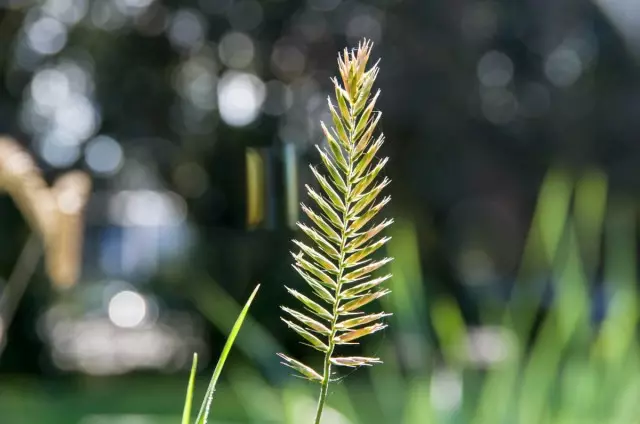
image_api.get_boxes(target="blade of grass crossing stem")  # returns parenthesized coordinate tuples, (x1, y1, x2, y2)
(195, 284, 260, 424)
(473, 168, 574, 424)
(191, 278, 281, 371)
(517, 226, 588, 424)
(596, 200, 639, 416)
(181, 353, 199, 424)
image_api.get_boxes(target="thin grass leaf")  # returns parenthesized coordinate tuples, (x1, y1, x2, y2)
(194, 284, 260, 424)
(181, 353, 198, 424)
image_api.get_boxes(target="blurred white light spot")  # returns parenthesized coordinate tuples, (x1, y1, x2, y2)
(42, 297, 201, 375)
(219, 32, 255, 69)
(218, 71, 266, 127)
(53, 95, 99, 142)
(108, 291, 147, 329)
(23, 64, 99, 144)
(114, 0, 154, 17)
(109, 190, 187, 226)
(43, 0, 89, 25)
(346, 13, 382, 44)
(90, 1, 127, 30)
(26, 17, 68, 55)
(85, 135, 124, 175)
(463, 326, 516, 367)
(38, 134, 81, 168)
(308, 0, 341, 12)
(545, 48, 582, 87)
(168, 9, 206, 50)
(480, 87, 518, 125)
(227, 0, 263, 31)
(477, 51, 514, 87)
(264, 80, 293, 116)
(31, 69, 71, 112)
(430, 370, 463, 412)
(271, 44, 306, 79)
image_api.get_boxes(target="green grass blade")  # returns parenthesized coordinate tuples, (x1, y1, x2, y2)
(181, 353, 199, 424)
(195, 284, 261, 424)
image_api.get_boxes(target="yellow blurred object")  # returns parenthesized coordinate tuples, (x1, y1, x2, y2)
(245, 148, 264, 229)
(0, 136, 92, 289)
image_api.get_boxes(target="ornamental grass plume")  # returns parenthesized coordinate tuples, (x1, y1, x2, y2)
(278, 39, 393, 424)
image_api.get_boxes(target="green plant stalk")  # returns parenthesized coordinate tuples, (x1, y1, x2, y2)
(181, 353, 199, 424)
(314, 127, 355, 424)
(194, 284, 260, 424)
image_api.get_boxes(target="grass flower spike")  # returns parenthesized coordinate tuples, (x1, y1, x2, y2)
(278, 39, 393, 424)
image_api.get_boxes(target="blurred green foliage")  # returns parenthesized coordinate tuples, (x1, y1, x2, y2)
(0, 0, 640, 422)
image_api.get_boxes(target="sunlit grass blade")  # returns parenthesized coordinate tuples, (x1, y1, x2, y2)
(181, 353, 198, 424)
(194, 284, 260, 424)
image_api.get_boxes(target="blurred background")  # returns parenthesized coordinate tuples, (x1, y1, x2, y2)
(0, 0, 639, 422)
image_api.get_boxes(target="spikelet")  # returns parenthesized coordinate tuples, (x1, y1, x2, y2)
(278, 40, 393, 399)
